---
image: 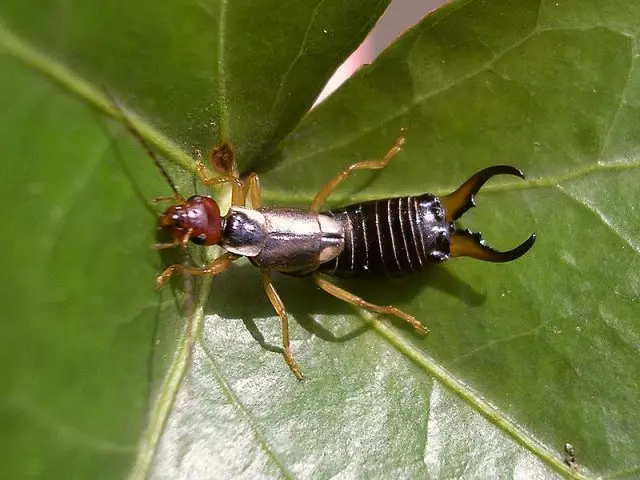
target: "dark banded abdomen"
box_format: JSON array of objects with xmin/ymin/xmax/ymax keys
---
[{"xmin": 318, "ymin": 194, "xmax": 450, "ymax": 277}]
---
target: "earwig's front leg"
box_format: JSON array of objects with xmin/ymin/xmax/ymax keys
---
[
  {"xmin": 312, "ymin": 273, "xmax": 429, "ymax": 334},
  {"xmin": 243, "ymin": 173, "xmax": 262, "ymax": 208},
  {"xmin": 311, "ymin": 133, "xmax": 405, "ymax": 212},
  {"xmin": 152, "ymin": 229, "xmax": 192, "ymax": 250},
  {"xmin": 156, "ymin": 252, "xmax": 238, "ymax": 289},
  {"xmin": 261, "ymin": 270, "xmax": 304, "ymax": 380},
  {"xmin": 194, "ymin": 151, "xmax": 245, "ymax": 206}
]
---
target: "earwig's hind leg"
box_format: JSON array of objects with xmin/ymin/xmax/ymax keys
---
[
  {"xmin": 312, "ymin": 273, "xmax": 429, "ymax": 334},
  {"xmin": 311, "ymin": 134, "xmax": 406, "ymax": 212},
  {"xmin": 156, "ymin": 252, "xmax": 238, "ymax": 289},
  {"xmin": 261, "ymin": 271, "xmax": 304, "ymax": 380},
  {"xmin": 441, "ymin": 165, "xmax": 525, "ymax": 222},
  {"xmin": 243, "ymin": 173, "xmax": 262, "ymax": 208},
  {"xmin": 194, "ymin": 150, "xmax": 245, "ymax": 206},
  {"xmin": 450, "ymin": 230, "xmax": 536, "ymax": 263}
]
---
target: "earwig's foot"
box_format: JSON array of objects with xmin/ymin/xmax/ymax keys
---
[
  {"xmin": 196, "ymin": 160, "xmax": 208, "ymax": 179},
  {"xmin": 156, "ymin": 265, "xmax": 179, "ymax": 289},
  {"xmin": 391, "ymin": 307, "xmax": 429, "ymax": 335},
  {"xmin": 152, "ymin": 242, "xmax": 178, "ymax": 250},
  {"xmin": 283, "ymin": 348, "xmax": 304, "ymax": 381}
]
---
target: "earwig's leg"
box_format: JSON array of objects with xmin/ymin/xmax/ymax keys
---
[
  {"xmin": 312, "ymin": 273, "xmax": 429, "ymax": 334},
  {"xmin": 194, "ymin": 150, "xmax": 245, "ymax": 206},
  {"xmin": 210, "ymin": 143, "xmax": 237, "ymax": 177},
  {"xmin": 243, "ymin": 173, "xmax": 262, "ymax": 209},
  {"xmin": 261, "ymin": 271, "xmax": 304, "ymax": 380},
  {"xmin": 153, "ymin": 230, "xmax": 192, "ymax": 251},
  {"xmin": 153, "ymin": 242, "xmax": 179, "ymax": 250},
  {"xmin": 156, "ymin": 252, "xmax": 237, "ymax": 289},
  {"xmin": 311, "ymin": 134, "xmax": 405, "ymax": 212}
]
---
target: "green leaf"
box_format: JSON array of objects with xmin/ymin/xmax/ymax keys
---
[{"xmin": 2, "ymin": 0, "xmax": 639, "ymax": 479}]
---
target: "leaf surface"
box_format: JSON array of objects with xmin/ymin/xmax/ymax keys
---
[{"xmin": 1, "ymin": 0, "xmax": 639, "ymax": 479}]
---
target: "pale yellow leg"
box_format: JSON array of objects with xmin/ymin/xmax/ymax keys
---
[
  {"xmin": 312, "ymin": 273, "xmax": 429, "ymax": 334},
  {"xmin": 261, "ymin": 271, "xmax": 304, "ymax": 380},
  {"xmin": 194, "ymin": 151, "xmax": 245, "ymax": 206},
  {"xmin": 243, "ymin": 173, "xmax": 262, "ymax": 209},
  {"xmin": 311, "ymin": 134, "xmax": 405, "ymax": 212},
  {"xmin": 156, "ymin": 252, "xmax": 238, "ymax": 289}
]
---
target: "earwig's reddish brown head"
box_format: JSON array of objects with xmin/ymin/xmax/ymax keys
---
[{"xmin": 159, "ymin": 195, "xmax": 222, "ymax": 246}]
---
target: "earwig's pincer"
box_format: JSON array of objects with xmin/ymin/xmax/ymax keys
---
[{"xmin": 442, "ymin": 165, "xmax": 536, "ymax": 263}]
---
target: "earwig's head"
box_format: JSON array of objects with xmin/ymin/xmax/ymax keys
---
[
  {"xmin": 159, "ymin": 195, "xmax": 222, "ymax": 246},
  {"xmin": 440, "ymin": 165, "xmax": 536, "ymax": 263}
]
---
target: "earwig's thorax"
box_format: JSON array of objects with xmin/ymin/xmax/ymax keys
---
[
  {"xmin": 221, "ymin": 206, "xmax": 345, "ymax": 273},
  {"xmin": 159, "ymin": 195, "xmax": 222, "ymax": 246}
]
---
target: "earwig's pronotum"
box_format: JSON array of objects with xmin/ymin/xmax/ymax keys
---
[{"xmin": 122, "ymin": 113, "xmax": 535, "ymax": 379}]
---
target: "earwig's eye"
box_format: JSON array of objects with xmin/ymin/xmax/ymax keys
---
[{"xmin": 191, "ymin": 234, "xmax": 207, "ymax": 245}]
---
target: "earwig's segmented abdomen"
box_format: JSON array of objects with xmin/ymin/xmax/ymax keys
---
[{"xmin": 319, "ymin": 194, "xmax": 450, "ymax": 277}]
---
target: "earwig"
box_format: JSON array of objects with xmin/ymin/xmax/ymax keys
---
[{"xmin": 139, "ymin": 131, "xmax": 535, "ymax": 380}]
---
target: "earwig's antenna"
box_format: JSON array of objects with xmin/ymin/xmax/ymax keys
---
[{"xmin": 104, "ymin": 89, "xmax": 184, "ymax": 203}]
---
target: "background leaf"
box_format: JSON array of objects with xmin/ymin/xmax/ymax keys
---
[{"xmin": 2, "ymin": 0, "xmax": 640, "ymax": 479}]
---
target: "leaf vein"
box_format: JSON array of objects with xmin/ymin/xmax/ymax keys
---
[
  {"xmin": 261, "ymin": 159, "xmax": 640, "ymax": 205},
  {"xmin": 266, "ymin": 0, "xmax": 328, "ymax": 123},
  {"xmin": 1, "ymin": 398, "xmax": 135, "ymax": 454},
  {"xmin": 556, "ymin": 185, "xmax": 640, "ymax": 255},
  {"xmin": 350, "ymin": 308, "xmax": 588, "ymax": 479},
  {"xmin": 216, "ymin": 0, "xmax": 229, "ymax": 138},
  {"xmin": 287, "ymin": 29, "xmax": 539, "ymax": 166},
  {"xmin": 598, "ymin": 39, "xmax": 636, "ymax": 158},
  {"xmin": 128, "ymin": 276, "xmax": 212, "ymax": 480},
  {"xmin": 198, "ymin": 339, "xmax": 295, "ymax": 479}
]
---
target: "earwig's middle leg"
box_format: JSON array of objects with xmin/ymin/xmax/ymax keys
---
[
  {"xmin": 261, "ymin": 270, "xmax": 304, "ymax": 380},
  {"xmin": 194, "ymin": 150, "xmax": 245, "ymax": 206},
  {"xmin": 312, "ymin": 273, "xmax": 429, "ymax": 334},
  {"xmin": 156, "ymin": 252, "xmax": 237, "ymax": 289},
  {"xmin": 311, "ymin": 133, "xmax": 405, "ymax": 212},
  {"xmin": 243, "ymin": 173, "xmax": 262, "ymax": 209}
]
